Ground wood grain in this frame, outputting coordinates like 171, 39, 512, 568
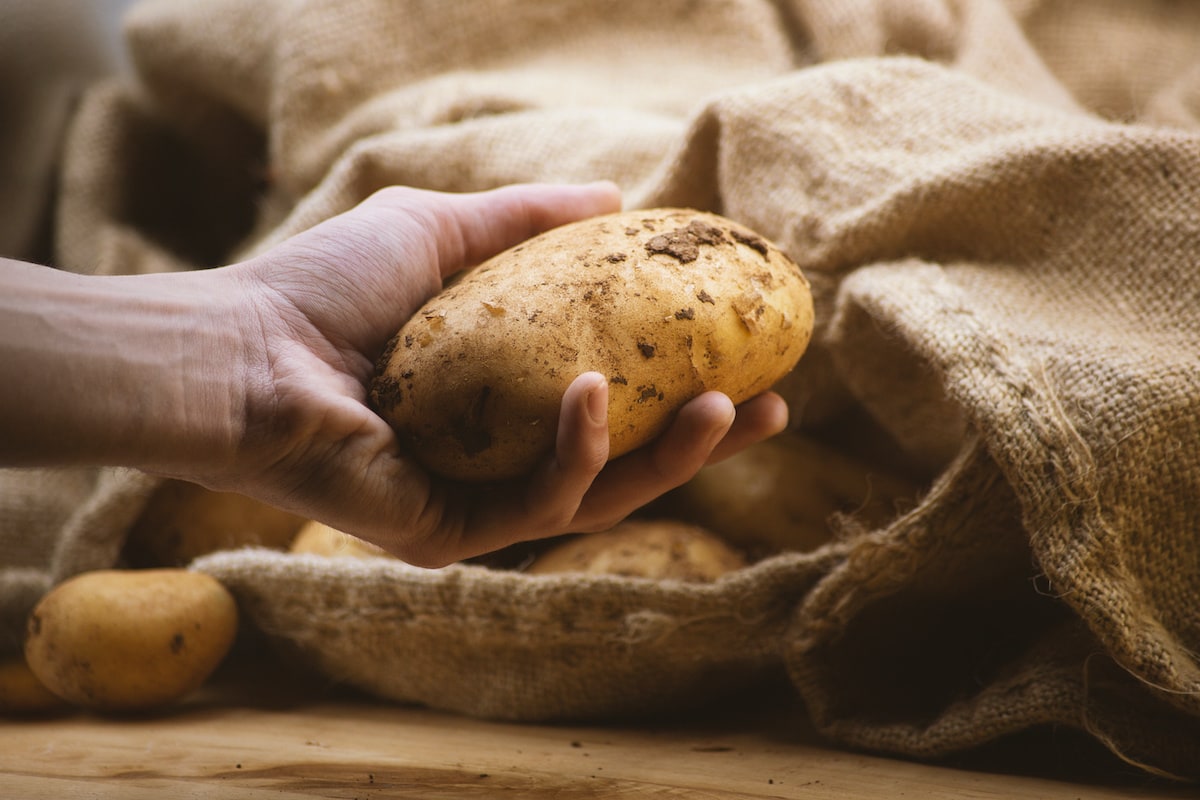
0, 651, 1193, 799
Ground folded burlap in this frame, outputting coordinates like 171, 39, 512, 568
6, 0, 1200, 779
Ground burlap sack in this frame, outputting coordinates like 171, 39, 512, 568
191, 547, 837, 720
6, 0, 1200, 779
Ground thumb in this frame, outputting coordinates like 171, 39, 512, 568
372, 181, 624, 280
254, 182, 623, 358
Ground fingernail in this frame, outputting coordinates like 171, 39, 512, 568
708, 398, 736, 445
586, 379, 607, 425
583, 180, 622, 202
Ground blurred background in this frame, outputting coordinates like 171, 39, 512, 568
0, 0, 137, 262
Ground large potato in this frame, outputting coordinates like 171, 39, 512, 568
24, 569, 238, 712
371, 208, 813, 481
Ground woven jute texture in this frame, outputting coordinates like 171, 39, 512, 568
5, 0, 1200, 778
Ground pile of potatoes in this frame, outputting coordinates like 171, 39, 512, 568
2, 481, 307, 716
5, 208, 920, 715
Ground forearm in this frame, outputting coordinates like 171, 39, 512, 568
0, 258, 245, 473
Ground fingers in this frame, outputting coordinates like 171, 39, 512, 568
540, 371, 612, 504
347, 386, 785, 567
450, 385, 780, 562
564, 392, 737, 531
703, 391, 789, 464
430, 372, 612, 561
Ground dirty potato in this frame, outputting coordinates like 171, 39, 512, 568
525, 518, 746, 582
24, 569, 238, 712
370, 208, 814, 481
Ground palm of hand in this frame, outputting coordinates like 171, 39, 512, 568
219, 184, 786, 566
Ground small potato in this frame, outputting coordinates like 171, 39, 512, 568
124, 479, 307, 567
24, 569, 238, 712
525, 519, 746, 582
371, 208, 813, 481
289, 520, 395, 559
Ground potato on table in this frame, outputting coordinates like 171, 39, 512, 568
371, 208, 813, 482
24, 569, 238, 712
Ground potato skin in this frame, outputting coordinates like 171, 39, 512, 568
124, 479, 306, 567
24, 569, 238, 712
371, 208, 814, 482
661, 429, 920, 556
525, 518, 746, 582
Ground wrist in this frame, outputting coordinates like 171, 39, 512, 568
0, 259, 246, 476
123, 270, 248, 480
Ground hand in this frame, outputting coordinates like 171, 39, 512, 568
0, 183, 788, 567
210, 183, 788, 566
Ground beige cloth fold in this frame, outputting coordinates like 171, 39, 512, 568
6, 0, 1200, 778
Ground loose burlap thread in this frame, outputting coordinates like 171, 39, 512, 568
5, 0, 1200, 778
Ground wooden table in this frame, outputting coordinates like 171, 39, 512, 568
1, 647, 1193, 799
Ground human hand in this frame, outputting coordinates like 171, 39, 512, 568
0, 183, 787, 567
203, 183, 790, 566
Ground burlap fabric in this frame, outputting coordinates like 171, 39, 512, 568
5, 0, 1200, 778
